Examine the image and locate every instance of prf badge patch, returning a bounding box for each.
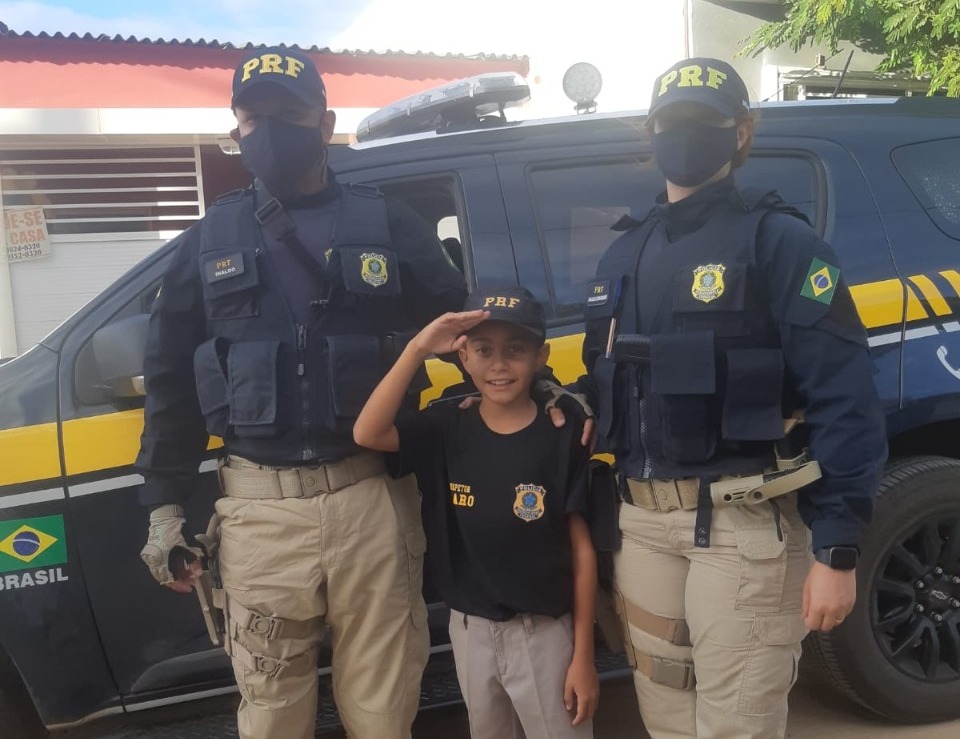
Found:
[691,264,726,303]
[203,253,244,283]
[513,484,545,522]
[586,280,610,306]
[801,258,839,305]
[0,516,67,573]
[361,252,388,287]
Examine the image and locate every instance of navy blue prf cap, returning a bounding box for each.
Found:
[649,58,750,119]
[232,46,327,108]
[464,285,546,341]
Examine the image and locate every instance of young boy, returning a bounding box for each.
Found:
[354,285,599,739]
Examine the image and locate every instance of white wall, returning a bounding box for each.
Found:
[8,232,171,350]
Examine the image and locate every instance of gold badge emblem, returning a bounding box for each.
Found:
[361,252,388,287]
[691,264,726,303]
[513,484,546,522]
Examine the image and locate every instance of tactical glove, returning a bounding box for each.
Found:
[140,504,197,586]
[537,379,594,422]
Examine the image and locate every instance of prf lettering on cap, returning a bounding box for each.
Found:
[241,53,306,82]
[658,65,728,96]
[483,297,521,308]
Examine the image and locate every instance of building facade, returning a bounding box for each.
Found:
[0,28,527,357]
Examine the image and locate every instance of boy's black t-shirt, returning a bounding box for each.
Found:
[393,403,590,621]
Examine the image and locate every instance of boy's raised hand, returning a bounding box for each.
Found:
[412,310,489,356]
[564,657,599,726]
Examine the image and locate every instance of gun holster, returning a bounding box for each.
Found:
[194,513,224,646]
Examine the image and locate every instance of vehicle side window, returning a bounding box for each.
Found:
[528,159,662,320]
[892,138,960,241]
[372,176,467,275]
[735,154,822,228]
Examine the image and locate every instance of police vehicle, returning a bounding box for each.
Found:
[1,71,959,736]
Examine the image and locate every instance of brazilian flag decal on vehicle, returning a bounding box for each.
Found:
[0,515,67,573]
[801,258,840,305]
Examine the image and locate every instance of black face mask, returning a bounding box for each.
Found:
[651,121,739,188]
[239,116,326,194]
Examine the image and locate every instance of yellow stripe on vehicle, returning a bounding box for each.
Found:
[0,422,60,487]
[939,269,960,300]
[849,279,909,330]
[62,410,222,477]
[908,275,952,316]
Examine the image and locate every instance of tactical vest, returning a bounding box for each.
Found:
[192,183,409,464]
[588,189,808,480]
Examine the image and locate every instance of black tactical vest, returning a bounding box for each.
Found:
[588,189,807,479]
[192,183,409,464]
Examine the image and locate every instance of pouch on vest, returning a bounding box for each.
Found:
[227,341,281,438]
[337,247,402,299]
[199,249,260,320]
[584,282,621,439]
[194,337,231,436]
[722,348,785,441]
[588,459,621,552]
[672,265,748,337]
[323,334,384,431]
[650,331,717,464]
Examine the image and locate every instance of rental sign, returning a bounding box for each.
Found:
[4,206,50,262]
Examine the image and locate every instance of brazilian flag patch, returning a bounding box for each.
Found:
[0,516,67,573]
[800,258,839,305]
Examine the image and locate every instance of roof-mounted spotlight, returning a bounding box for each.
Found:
[562,62,602,115]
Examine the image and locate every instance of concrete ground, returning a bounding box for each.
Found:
[394,676,960,739]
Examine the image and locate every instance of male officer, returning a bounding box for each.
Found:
[135,46,466,739]
[579,58,887,738]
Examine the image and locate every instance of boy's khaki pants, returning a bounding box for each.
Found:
[614,490,812,739]
[215,468,429,739]
[448,609,594,739]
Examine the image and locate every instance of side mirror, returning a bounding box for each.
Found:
[92,314,150,397]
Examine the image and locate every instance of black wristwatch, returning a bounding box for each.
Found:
[815,546,859,571]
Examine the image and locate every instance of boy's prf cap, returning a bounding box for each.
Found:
[232,46,327,108]
[464,285,546,341]
[649,57,750,119]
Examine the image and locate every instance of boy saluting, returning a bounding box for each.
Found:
[354,285,599,738]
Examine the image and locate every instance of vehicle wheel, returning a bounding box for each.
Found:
[0,652,45,738]
[802,456,960,722]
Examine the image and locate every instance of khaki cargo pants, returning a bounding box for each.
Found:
[614,484,812,739]
[215,455,429,739]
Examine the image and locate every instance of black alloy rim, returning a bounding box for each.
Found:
[872,513,960,683]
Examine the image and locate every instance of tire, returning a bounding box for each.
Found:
[801,456,960,722]
[0,652,45,739]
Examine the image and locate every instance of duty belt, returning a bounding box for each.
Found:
[219,452,386,500]
[624,461,821,513]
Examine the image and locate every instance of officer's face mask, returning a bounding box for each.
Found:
[239,116,326,193]
[651,120,739,188]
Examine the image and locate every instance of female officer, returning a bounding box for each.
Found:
[579,58,886,738]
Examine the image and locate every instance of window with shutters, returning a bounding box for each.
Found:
[0,146,203,237]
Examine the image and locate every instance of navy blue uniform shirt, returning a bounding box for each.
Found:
[135,172,466,507]
[580,178,887,551]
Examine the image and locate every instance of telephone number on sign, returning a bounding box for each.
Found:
[8,244,46,260]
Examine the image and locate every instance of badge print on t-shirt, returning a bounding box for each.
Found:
[513,484,546,522]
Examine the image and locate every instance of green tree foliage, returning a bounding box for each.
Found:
[743,0,960,96]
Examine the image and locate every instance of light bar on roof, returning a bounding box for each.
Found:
[356,72,530,142]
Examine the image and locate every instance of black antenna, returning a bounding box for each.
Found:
[831,50,855,98]
[760,48,846,103]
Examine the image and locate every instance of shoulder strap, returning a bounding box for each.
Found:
[253,183,334,305]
